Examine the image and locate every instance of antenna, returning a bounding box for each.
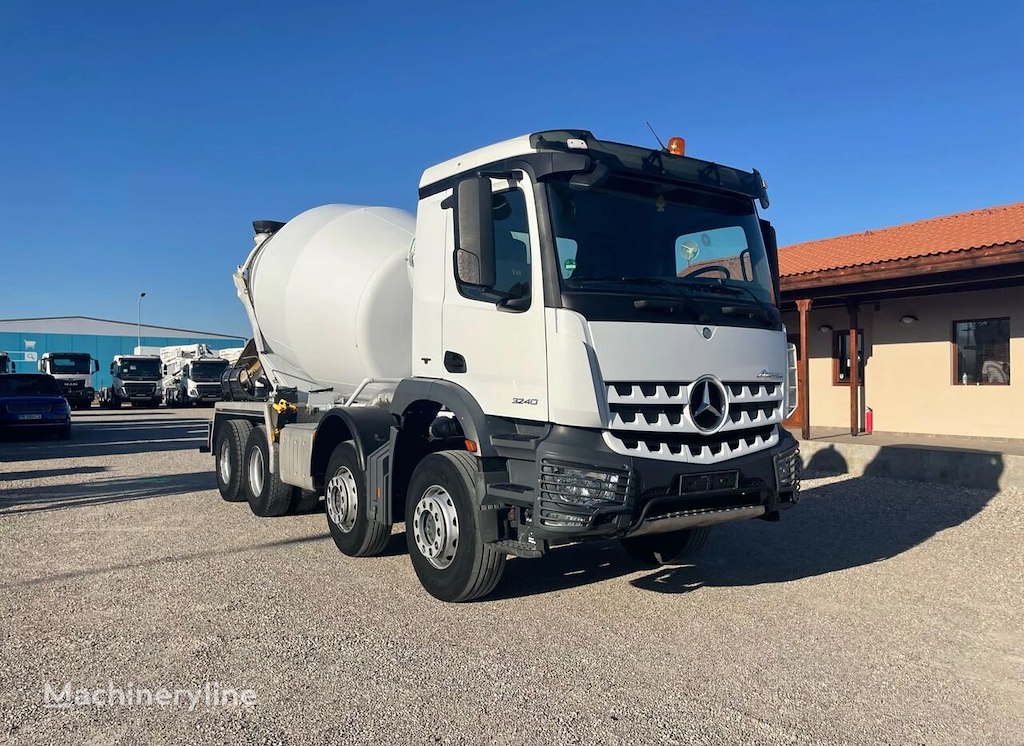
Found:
[646,121,666,150]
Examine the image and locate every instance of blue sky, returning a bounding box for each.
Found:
[1,0,1021,336]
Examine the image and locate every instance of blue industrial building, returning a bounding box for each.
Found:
[0,317,246,390]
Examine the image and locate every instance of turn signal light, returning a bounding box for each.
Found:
[667,136,686,156]
[464,439,478,453]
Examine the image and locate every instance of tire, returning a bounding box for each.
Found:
[324,442,390,556]
[405,451,506,602]
[620,526,711,566]
[215,418,254,502]
[243,424,292,517]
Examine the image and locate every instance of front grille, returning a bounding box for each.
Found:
[125,383,156,396]
[8,402,51,414]
[605,379,784,463]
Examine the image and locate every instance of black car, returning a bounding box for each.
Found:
[0,374,72,439]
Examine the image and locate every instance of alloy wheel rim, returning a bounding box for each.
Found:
[248,447,264,497]
[326,466,358,533]
[219,439,232,484]
[413,486,459,569]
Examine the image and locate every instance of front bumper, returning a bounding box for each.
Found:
[122,389,160,400]
[527,425,799,542]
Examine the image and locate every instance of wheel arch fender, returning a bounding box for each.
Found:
[311,406,394,488]
[389,379,496,457]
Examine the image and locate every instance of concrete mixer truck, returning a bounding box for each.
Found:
[206,129,800,602]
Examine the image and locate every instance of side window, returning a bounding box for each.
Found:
[458,189,531,305]
[954,318,1010,385]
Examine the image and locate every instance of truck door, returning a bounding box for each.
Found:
[441,176,548,421]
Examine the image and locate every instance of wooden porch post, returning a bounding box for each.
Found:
[796,298,812,440]
[847,301,860,435]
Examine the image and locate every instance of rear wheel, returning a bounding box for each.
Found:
[324,442,390,556]
[620,527,711,565]
[243,424,292,517]
[405,451,506,602]
[215,418,254,502]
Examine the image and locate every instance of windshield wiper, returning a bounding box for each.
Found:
[674,280,776,325]
[569,276,777,325]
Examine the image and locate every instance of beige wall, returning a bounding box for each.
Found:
[784,286,1024,439]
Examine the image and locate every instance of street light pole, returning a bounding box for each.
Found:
[137,292,146,350]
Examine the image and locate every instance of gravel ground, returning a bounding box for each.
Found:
[1,408,1021,745]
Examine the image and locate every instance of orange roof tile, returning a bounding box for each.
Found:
[779,202,1024,277]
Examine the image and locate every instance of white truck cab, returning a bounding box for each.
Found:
[99,355,163,408]
[38,351,98,409]
[161,345,228,406]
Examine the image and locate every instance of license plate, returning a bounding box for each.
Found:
[17,414,43,421]
[679,470,739,494]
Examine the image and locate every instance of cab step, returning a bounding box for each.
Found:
[491,539,544,559]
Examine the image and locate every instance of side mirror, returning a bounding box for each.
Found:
[454,177,495,287]
[93,359,99,373]
[162,364,168,375]
[760,219,781,304]
[109,364,115,376]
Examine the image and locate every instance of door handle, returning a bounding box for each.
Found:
[444,351,467,374]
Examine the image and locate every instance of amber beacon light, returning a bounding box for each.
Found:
[666,136,686,156]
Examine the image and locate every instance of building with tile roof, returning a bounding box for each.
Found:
[778,203,1024,440]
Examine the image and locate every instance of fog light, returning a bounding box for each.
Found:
[540,462,629,508]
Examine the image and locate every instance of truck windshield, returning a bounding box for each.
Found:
[0,375,60,396]
[191,361,227,381]
[545,176,776,312]
[118,359,161,379]
[46,355,91,374]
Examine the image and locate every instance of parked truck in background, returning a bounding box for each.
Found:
[0,352,13,374]
[98,355,163,408]
[161,345,229,406]
[206,129,800,602]
[38,351,98,409]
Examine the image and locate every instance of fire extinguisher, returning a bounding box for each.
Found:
[865,407,874,435]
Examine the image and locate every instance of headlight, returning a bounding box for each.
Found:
[785,343,798,418]
[540,461,629,509]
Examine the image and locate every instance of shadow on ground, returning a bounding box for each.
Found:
[0,471,216,515]
[3,532,330,590]
[0,414,208,462]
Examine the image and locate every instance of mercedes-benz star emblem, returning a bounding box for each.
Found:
[688,377,728,433]
[701,327,713,339]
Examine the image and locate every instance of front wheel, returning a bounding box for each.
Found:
[405,451,506,602]
[324,442,390,556]
[620,526,711,566]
